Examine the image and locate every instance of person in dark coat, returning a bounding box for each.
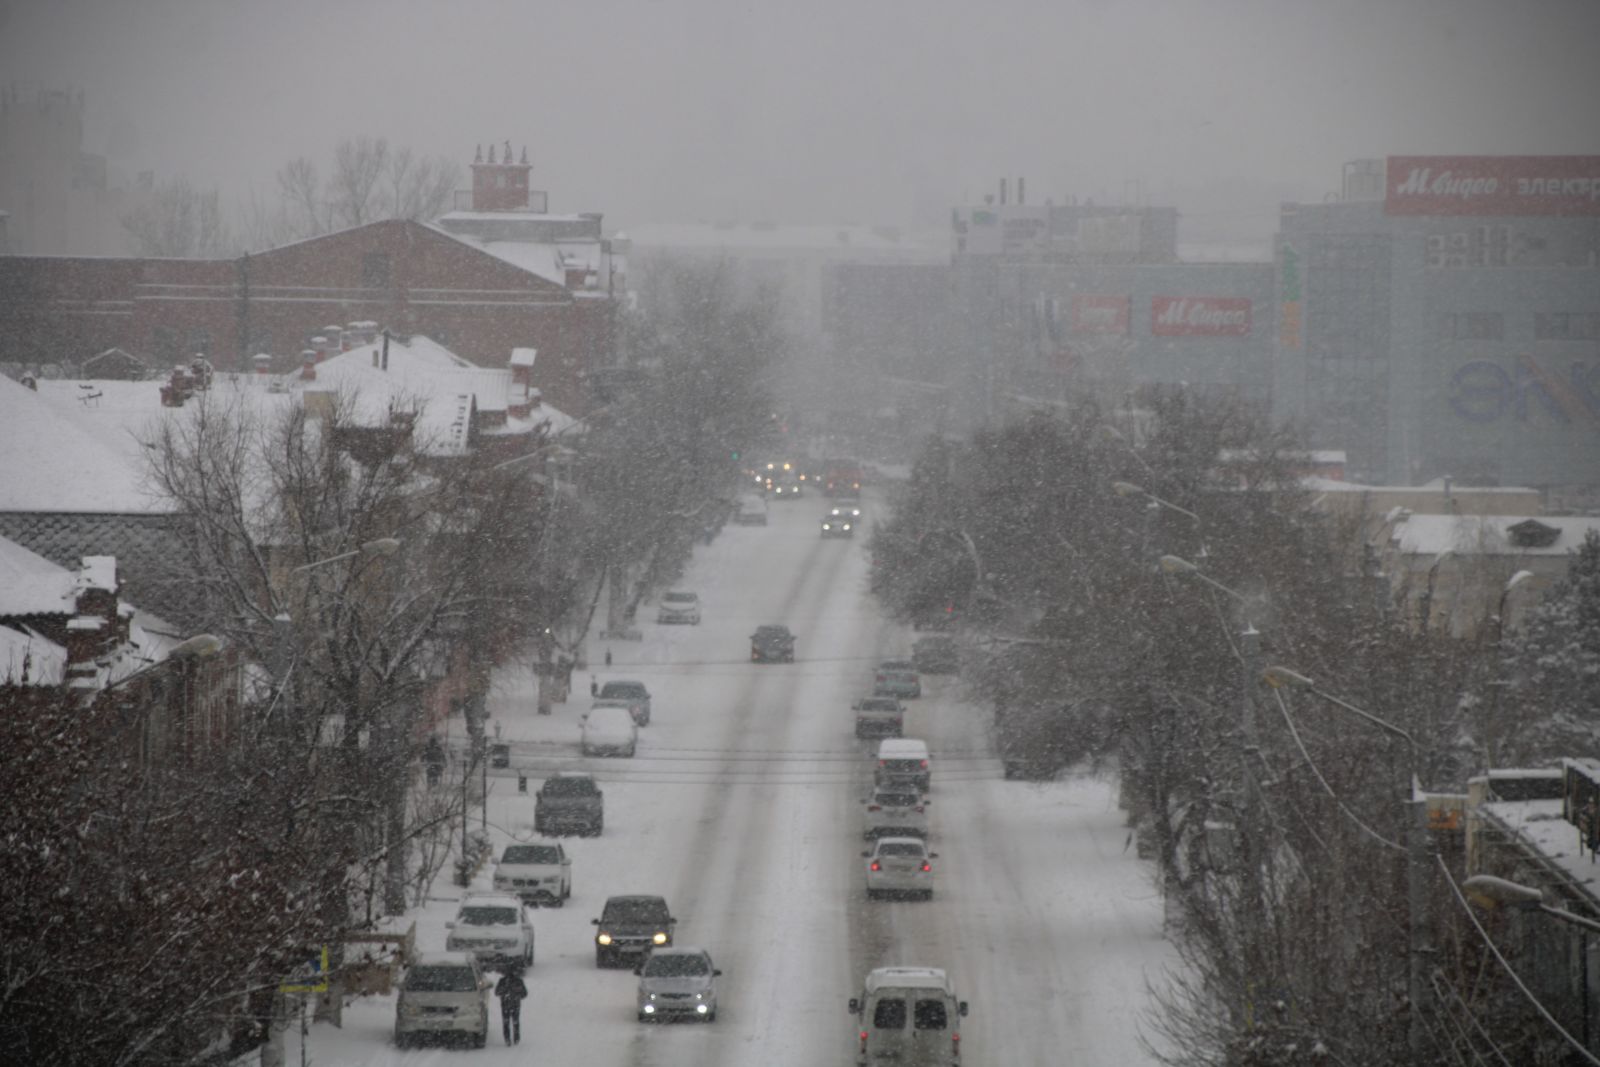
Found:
[495,968,528,1045]
[422,735,446,787]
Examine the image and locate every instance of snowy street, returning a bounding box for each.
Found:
[280,488,1175,1065]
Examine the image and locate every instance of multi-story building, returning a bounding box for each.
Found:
[1273,156,1600,491]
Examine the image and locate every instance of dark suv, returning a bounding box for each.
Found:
[750,624,796,663]
[592,895,677,968]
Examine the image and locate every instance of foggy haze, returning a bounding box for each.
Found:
[4,0,1598,236]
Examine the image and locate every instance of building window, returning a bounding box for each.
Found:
[1439,312,1503,341]
[1535,312,1600,341]
[362,253,392,288]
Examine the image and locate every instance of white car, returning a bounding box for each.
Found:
[493,841,572,906]
[636,946,721,1022]
[445,894,535,970]
[656,590,702,625]
[863,786,928,839]
[863,837,937,900]
[394,953,491,1049]
[582,705,638,757]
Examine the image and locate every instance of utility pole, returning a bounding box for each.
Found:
[1408,775,1429,1058]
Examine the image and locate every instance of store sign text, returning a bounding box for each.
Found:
[1151,297,1252,337]
[1448,354,1600,425]
[1072,295,1130,335]
[1386,155,1600,216]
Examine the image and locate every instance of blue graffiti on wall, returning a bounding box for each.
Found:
[1448,355,1600,426]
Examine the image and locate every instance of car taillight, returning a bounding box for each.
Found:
[870,861,881,871]
[921,862,931,872]
[953,1032,961,1046]
[878,760,886,767]
[913,805,924,813]
[867,805,881,812]
[919,759,928,769]
[860,1030,869,1047]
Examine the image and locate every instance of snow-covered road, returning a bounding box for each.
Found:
[285,489,1176,1065]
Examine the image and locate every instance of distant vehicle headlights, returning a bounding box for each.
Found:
[652,932,669,944]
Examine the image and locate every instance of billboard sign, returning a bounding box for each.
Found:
[1151,297,1252,337]
[1072,295,1130,335]
[1385,156,1600,216]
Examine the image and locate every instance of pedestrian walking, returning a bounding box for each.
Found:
[590,674,598,697]
[495,968,528,1045]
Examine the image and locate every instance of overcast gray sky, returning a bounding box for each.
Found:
[4,0,1598,235]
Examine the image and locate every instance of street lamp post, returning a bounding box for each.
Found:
[1418,549,1454,634]
[1262,665,1427,1057]
[1495,569,1535,643]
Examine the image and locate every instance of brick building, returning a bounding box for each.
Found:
[0,145,623,415]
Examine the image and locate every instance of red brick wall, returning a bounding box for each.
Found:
[0,221,617,414]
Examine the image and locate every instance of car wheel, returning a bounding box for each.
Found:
[866,888,878,901]
[705,1010,717,1023]
[924,889,935,901]
[597,948,608,968]
[638,1012,648,1023]
[395,1032,410,1050]
[473,1027,486,1049]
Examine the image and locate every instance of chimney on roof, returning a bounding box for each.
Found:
[504,139,512,163]
[521,146,528,165]
[488,143,496,164]
[1000,178,1008,205]
[474,143,482,164]
[1018,177,1025,205]
[300,350,317,381]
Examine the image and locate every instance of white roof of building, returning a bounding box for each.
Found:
[0,625,65,685]
[444,233,568,287]
[0,374,171,514]
[1481,798,1600,901]
[0,534,78,614]
[1391,514,1600,557]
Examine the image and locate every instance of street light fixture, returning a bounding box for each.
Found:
[1260,666,1415,746]
[1112,481,1201,523]
[290,537,401,573]
[1464,874,1600,935]
[1159,554,1247,602]
[1495,569,1535,642]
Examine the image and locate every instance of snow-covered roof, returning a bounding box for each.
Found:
[0,374,170,514]
[1392,514,1600,558]
[1480,798,1600,901]
[0,625,65,685]
[0,535,78,614]
[438,211,595,224]
[446,233,567,286]
[509,348,537,368]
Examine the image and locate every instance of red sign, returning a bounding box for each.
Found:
[1072,295,1130,335]
[1151,297,1252,337]
[1385,156,1600,216]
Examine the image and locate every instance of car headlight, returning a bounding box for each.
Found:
[695,992,704,1000]
[647,993,658,1001]
[642,1003,656,1014]
[843,523,852,531]
[653,932,668,945]
[597,933,613,945]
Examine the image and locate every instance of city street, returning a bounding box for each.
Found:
[284,488,1176,1065]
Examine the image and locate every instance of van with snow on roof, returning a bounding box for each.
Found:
[848,966,968,1066]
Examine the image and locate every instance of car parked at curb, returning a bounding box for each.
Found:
[656,591,702,625]
[492,841,572,907]
[636,946,721,1022]
[734,493,769,525]
[581,706,638,757]
[534,772,603,836]
[444,893,535,971]
[594,679,652,725]
[394,953,491,1049]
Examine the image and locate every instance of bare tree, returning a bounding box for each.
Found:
[274,155,327,240]
[121,175,234,257]
[386,146,459,222]
[329,135,390,229]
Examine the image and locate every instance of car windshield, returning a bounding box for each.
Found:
[878,842,926,857]
[603,899,669,924]
[542,776,595,796]
[663,593,695,603]
[502,846,560,865]
[459,906,517,925]
[404,965,477,993]
[600,682,646,699]
[875,793,918,807]
[643,954,710,977]
[860,699,899,711]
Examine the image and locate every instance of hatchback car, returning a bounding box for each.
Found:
[863,837,938,900]
[394,953,490,1049]
[593,894,677,967]
[444,894,535,971]
[581,706,638,757]
[874,660,922,699]
[863,786,929,839]
[594,680,652,725]
[636,946,721,1022]
[656,591,702,625]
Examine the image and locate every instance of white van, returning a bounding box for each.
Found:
[848,966,968,1066]
[875,738,931,792]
